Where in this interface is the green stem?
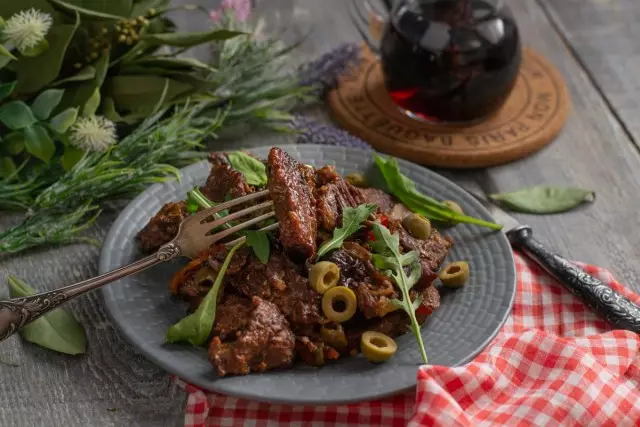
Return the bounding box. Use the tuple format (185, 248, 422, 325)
(397, 261, 429, 364)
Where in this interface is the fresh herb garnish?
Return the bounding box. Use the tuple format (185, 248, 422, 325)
(7, 276, 86, 355)
(369, 223, 428, 364)
(374, 155, 502, 230)
(227, 151, 268, 186)
(166, 239, 246, 346)
(316, 204, 377, 258)
(242, 230, 270, 264)
(489, 186, 595, 214)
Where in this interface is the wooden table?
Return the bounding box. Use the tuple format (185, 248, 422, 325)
(1, 0, 639, 425)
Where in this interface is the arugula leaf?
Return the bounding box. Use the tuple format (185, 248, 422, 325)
(243, 230, 270, 264)
(369, 223, 428, 364)
(374, 155, 502, 230)
(166, 240, 246, 346)
(7, 276, 86, 355)
(227, 151, 267, 186)
(317, 204, 377, 258)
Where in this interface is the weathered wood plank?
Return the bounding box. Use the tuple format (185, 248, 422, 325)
(1, 1, 640, 426)
(537, 0, 640, 145)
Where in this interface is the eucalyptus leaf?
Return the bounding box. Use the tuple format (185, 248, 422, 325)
(49, 107, 78, 133)
(48, 0, 131, 19)
(61, 145, 85, 171)
(31, 89, 65, 120)
(83, 88, 101, 116)
(0, 157, 17, 178)
(0, 81, 17, 101)
(7, 276, 86, 355)
(141, 29, 245, 47)
(51, 66, 96, 86)
(16, 15, 79, 93)
(3, 132, 25, 155)
(56, 53, 108, 114)
(489, 186, 596, 214)
(25, 124, 56, 163)
(105, 75, 193, 114)
(0, 44, 16, 60)
(0, 101, 37, 130)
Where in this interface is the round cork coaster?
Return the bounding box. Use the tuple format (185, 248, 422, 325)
(327, 45, 571, 169)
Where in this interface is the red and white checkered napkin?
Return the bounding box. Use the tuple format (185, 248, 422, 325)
(174, 250, 640, 427)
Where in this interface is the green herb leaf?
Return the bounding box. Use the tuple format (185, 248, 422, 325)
(48, 0, 131, 19)
(317, 204, 377, 258)
(0, 157, 17, 178)
(166, 240, 245, 346)
(16, 14, 79, 93)
(243, 230, 270, 264)
(0, 102, 37, 130)
(7, 276, 86, 355)
(31, 89, 65, 120)
(61, 145, 85, 171)
(126, 57, 216, 72)
(49, 107, 78, 134)
(489, 186, 596, 214)
(105, 75, 194, 115)
(3, 132, 25, 155)
(0, 44, 16, 60)
(50, 66, 96, 86)
(82, 88, 101, 117)
(141, 29, 245, 47)
(374, 155, 502, 230)
(0, 81, 17, 101)
(369, 222, 427, 363)
(25, 124, 55, 163)
(227, 151, 267, 186)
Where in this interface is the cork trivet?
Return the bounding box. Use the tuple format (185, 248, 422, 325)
(327, 45, 571, 169)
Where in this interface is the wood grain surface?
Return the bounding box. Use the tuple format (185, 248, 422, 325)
(1, 0, 640, 426)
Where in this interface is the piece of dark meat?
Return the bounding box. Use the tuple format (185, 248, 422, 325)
(213, 294, 254, 340)
(359, 187, 396, 214)
(315, 166, 366, 232)
(227, 248, 322, 331)
(209, 296, 295, 376)
(137, 201, 188, 253)
(325, 246, 398, 319)
(200, 162, 252, 203)
(389, 219, 453, 290)
(267, 147, 317, 260)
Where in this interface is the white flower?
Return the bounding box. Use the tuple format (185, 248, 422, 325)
(69, 116, 117, 152)
(3, 8, 53, 53)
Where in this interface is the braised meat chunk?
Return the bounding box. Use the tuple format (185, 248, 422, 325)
(359, 187, 396, 214)
(200, 162, 252, 203)
(137, 201, 188, 253)
(267, 147, 317, 260)
(209, 296, 295, 376)
(227, 249, 321, 331)
(315, 166, 366, 231)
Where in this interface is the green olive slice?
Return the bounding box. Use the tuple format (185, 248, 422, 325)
(360, 331, 397, 363)
(402, 213, 432, 240)
(320, 324, 347, 349)
(346, 172, 367, 187)
(310, 261, 340, 294)
(443, 200, 463, 214)
(322, 286, 357, 323)
(439, 261, 470, 288)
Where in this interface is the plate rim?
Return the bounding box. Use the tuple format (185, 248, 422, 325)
(99, 143, 516, 404)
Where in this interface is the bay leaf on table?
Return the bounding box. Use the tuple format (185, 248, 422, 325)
(7, 276, 86, 355)
(489, 186, 595, 214)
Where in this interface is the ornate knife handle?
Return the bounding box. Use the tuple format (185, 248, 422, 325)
(0, 243, 180, 342)
(507, 226, 640, 334)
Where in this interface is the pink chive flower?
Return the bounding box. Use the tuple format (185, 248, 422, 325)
(221, 0, 251, 22)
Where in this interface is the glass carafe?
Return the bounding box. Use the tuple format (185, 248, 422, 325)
(350, 0, 522, 123)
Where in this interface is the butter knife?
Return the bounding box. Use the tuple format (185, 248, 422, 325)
(464, 188, 640, 334)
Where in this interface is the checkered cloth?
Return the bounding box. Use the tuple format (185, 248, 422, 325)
(174, 250, 640, 426)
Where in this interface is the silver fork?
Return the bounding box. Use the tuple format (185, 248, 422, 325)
(0, 189, 278, 342)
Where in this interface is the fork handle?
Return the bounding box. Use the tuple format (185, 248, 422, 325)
(508, 226, 640, 333)
(0, 243, 181, 342)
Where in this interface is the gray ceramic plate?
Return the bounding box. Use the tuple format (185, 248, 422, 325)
(99, 144, 516, 405)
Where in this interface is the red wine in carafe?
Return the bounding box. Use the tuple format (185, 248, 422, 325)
(379, 0, 521, 122)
